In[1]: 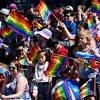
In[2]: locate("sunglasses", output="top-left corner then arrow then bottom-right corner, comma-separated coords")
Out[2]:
8,66 -> 16,70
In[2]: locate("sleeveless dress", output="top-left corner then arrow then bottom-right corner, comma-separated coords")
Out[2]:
5,73 -> 31,100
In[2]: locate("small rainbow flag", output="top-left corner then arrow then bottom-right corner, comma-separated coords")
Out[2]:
80,79 -> 93,98
1,27 -> 13,39
27,45 -> 41,62
86,16 -> 94,31
91,0 -> 100,15
33,21 -> 43,30
5,12 -> 31,38
36,0 -> 51,21
44,54 -> 68,77
86,15 -> 97,38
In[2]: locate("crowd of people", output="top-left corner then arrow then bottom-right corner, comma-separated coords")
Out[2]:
0,1 -> 100,100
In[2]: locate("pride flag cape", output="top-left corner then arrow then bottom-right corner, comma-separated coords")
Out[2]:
44,54 -> 68,77
27,45 -> 41,62
36,0 -> 51,21
0,27 -> 13,39
91,0 -> 100,15
80,79 -> 94,98
5,12 -> 31,38
52,80 -> 80,100
52,82 -> 71,100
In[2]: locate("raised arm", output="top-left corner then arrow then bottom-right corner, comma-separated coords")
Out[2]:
22,49 -> 33,66
59,21 -> 76,40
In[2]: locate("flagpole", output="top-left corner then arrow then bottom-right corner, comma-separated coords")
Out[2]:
94,76 -> 97,98
51,12 -> 60,21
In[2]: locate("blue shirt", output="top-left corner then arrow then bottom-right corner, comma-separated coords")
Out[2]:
64,20 -> 77,35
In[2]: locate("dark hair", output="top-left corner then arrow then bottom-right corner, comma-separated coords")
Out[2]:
9,60 -> 21,72
47,37 -> 58,48
37,49 -> 51,62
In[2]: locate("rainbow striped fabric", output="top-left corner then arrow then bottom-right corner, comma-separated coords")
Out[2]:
86,15 -> 96,38
52,82 -> 71,100
1,27 -> 13,39
33,21 -> 43,30
91,0 -> 100,15
80,79 -> 93,98
36,0 -> 51,21
86,16 -> 94,31
27,45 -> 41,62
52,80 -> 80,100
5,12 -> 31,38
44,54 -> 68,77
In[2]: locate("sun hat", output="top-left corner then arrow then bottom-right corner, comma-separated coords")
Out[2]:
34,28 -> 52,39
0,8 -> 10,15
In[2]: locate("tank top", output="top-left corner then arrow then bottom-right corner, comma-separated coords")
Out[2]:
6,73 -> 31,100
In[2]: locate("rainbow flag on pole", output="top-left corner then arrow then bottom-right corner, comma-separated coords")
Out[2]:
80,79 -> 93,98
27,45 -> 41,62
36,0 -> 51,21
1,27 -> 13,39
91,0 -> 100,15
5,12 -> 31,38
86,15 -> 96,38
44,54 -> 68,77
33,21 -> 43,30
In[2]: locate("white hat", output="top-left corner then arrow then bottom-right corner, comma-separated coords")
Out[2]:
66,6 -> 73,11
34,28 -> 52,39
0,8 -> 10,15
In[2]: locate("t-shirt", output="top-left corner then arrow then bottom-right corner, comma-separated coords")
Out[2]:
34,61 -> 49,82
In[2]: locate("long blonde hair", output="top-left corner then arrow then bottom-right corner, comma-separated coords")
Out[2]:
78,29 -> 93,43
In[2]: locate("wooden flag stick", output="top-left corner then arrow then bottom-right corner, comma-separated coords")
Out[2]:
51,12 -> 60,21
93,76 -> 97,98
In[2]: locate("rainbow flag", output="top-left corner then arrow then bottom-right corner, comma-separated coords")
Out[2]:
36,0 -> 51,21
86,16 -> 97,38
27,45 -> 41,62
53,82 -> 71,100
86,16 -> 94,31
33,21 -> 43,30
1,27 -> 13,39
91,0 -> 100,15
5,12 -> 31,38
52,80 -> 79,100
80,79 -> 93,98
44,54 -> 68,77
